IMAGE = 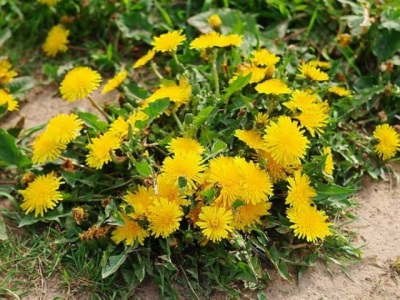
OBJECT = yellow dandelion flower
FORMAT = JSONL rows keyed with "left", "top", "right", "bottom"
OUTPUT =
{"left": 108, "top": 117, "right": 129, "bottom": 139}
{"left": 167, "top": 137, "right": 205, "bottom": 156}
{"left": 32, "top": 132, "right": 66, "bottom": 164}
{"left": 264, "top": 116, "right": 310, "bottom": 166}
{"left": 190, "top": 32, "right": 242, "bottom": 50}
{"left": 101, "top": 70, "right": 127, "bottom": 94}
{"left": 284, "top": 90, "right": 317, "bottom": 112}
{"left": 197, "top": 206, "right": 233, "bottom": 243}
{"left": 286, "top": 171, "right": 316, "bottom": 209}
{"left": 208, "top": 156, "right": 243, "bottom": 206}
{"left": 127, "top": 110, "right": 149, "bottom": 130}
{"left": 298, "top": 62, "right": 329, "bottom": 81}
{"left": 147, "top": 198, "right": 183, "bottom": 238}
{"left": 323, "top": 147, "right": 334, "bottom": 176}
{"left": 328, "top": 86, "right": 352, "bottom": 97}
{"left": 251, "top": 49, "right": 280, "bottom": 66}
{"left": 86, "top": 132, "right": 121, "bottom": 169}
{"left": 373, "top": 124, "right": 400, "bottom": 160}
{"left": 143, "top": 78, "right": 192, "bottom": 108}
{"left": 296, "top": 101, "right": 330, "bottom": 137}
{"left": 255, "top": 112, "right": 269, "bottom": 125}
{"left": 46, "top": 113, "right": 83, "bottom": 143}
{"left": 260, "top": 150, "right": 300, "bottom": 183}
{"left": 208, "top": 14, "right": 222, "bottom": 30}
{"left": 156, "top": 174, "right": 190, "bottom": 206}
{"left": 124, "top": 186, "right": 154, "bottom": 219}
{"left": 37, "top": 0, "right": 60, "bottom": 5}
{"left": 152, "top": 30, "right": 186, "bottom": 52}
{"left": 19, "top": 174, "right": 63, "bottom": 217}
{"left": 235, "top": 157, "right": 273, "bottom": 204}
{"left": 133, "top": 49, "right": 156, "bottom": 69}
{"left": 111, "top": 214, "right": 149, "bottom": 246}
{"left": 235, "top": 129, "right": 268, "bottom": 151}
{"left": 161, "top": 152, "right": 206, "bottom": 189}
{"left": 0, "top": 59, "right": 18, "bottom": 85}
{"left": 230, "top": 64, "right": 266, "bottom": 84}
{"left": 308, "top": 61, "right": 331, "bottom": 69}
{"left": 42, "top": 25, "right": 69, "bottom": 57}
{"left": 287, "top": 205, "right": 332, "bottom": 243}
{"left": 60, "top": 67, "right": 102, "bottom": 102}
{"left": 0, "top": 89, "right": 18, "bottom": 111}
{"left": 233, "top": 202, "right": 272, "bottom": 231}
{"left": 255, "top": 79, "right": 291, "bottom": 95}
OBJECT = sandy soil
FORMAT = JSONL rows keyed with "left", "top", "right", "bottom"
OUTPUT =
{"left": 1, "top": 87, "right": 399, "bottom": 299}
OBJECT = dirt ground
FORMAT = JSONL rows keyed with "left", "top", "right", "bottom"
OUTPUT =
{"left": 1, "top": 86, "right": 399, "bottom": 299}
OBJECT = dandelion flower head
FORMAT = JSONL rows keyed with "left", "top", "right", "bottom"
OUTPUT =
{"left": 147, "top": 198, "right": 183, "bottom": 238}
{"left": 102, "top": 70, "right": 127, "bottom": 94}
{"left": 0, "top": 58, "right": 18, "bottom": 85}
{"left": 60, "top": 67, "right": 102, "bottom": 102}
{"left": 190, "top": 32, "right": 242, "bottom": 50}
{"left": 32, "top": 132, "right": 66, "bottom": 164}
{"left": 133, "top": 49, "right": 156, "bottom": 69}
{"left": 235, "top": 129, "right": 268, "bottom": 151}
{"left": 197, "top": 206, "right": 233, "bottom": 243}
{"left": 19, "top": 174, "right": 63, "bottom": 217}
{"left": 298, "top": 62, "right": 329, "bottom": 81}
{"left": 233, "top": 202, "right": 271, "bottom": 231}
{"left": 46, "top": 113, "right": 83, "bottom": 143}
{"left": 323, "top": 147, "right": 334, "bottom": 175}
{"left": 167, "top": 137, "right": 205, "bottom": 156}
{"left": 255, "top": 79, "right": 291, "bottom": 95}
{"left": 37, "top": 0, "right": 60, "bottom": 5}
{"left": 124, "top": 186, "right": 154, "bottom": 219}
{"left": 328, "top": 86, "right": 352, "bottom": 97}
{"left": 111, "top": 214, "right": 149, "bottom": 246}
{"left": 152, "top": 30, "right": 186, "bottom": 52}
{"left": 285, "top": 170, "right": 317, "bottom": 209}
{"left": 86, "top": 131, "right": 121, "bottom": 169}
{"left": 42, "top": 24, "right": 69, "bottom": 57}
{"left": 251, "top": 49, "right": 280, "bottom": 66}
{"left": 373, "top": 124, "right": 400, "bottom": 160}
{"left": 0, "top": 89, "right": 18, "bottom": 111}
{"left": 208, "top": 14, "right": 222, "bottom": 30}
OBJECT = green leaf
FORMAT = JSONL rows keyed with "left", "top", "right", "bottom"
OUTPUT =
{"left": 0, "top": 28, "right": 11, "bottom": 47}
{"left": 372, "top": 29, "right": 400, "bottom": 60}
{"left": 380, "top": 8, "right": 400, "bottom": 31}
{"left": 0, "top": 128, "right": 31, "bottom": 168}
{"left": 135, "top": 98, "right": 170, "bottom": 129}
{"left": 7, "top": 76, "right": 35, "bottom": 99}
{"left": 0, "top": 214, "right": 8, "bottom": 241}
{"left": 102, "top": 252, "right": 128, "bottom": 278}
{"left": 211, "top": 140, "right": 227, "bottom": 155}
{"left": 193, "top": 106, "right": 216, "bottom": 126}
{"left": 222, "top": 73, "right": 252, "bottom": 102}
{"left": 77, "top": 112, "right": 108, "bottom": 131}
{"left": 19, "top": 205, "right": 70, "bottom": 227}
{"left": 135, "top": 160, "right": 152, "bottom": 177}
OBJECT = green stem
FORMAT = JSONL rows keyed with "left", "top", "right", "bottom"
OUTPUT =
{"left": 172, "top": 52, "right": 185, "bottom": 70}
{"left": 211, "top": 49, "right": 220, "bottom": 98}
{"left": 87, "top": 96, "right": 112, "bottom": 122}
{"left": 151, "top": 61, "right": 164, "bottom": 79}
{"left": 172, "top": 111, "right": 185, "bottom": 133}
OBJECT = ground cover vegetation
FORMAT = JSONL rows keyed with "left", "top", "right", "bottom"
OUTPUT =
{"left": 0, "top": 0, "right": 399, "bottom": 298}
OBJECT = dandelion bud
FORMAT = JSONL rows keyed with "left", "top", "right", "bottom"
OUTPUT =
{"left": 208, "top": 14, "right": 222, "bottom": 31}
{"left": 337, "top": 33, "right": 352, "bottom": 47}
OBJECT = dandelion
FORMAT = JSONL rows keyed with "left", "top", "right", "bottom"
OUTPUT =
{"left": 42, "top": 25, "right": 69, "bottom": 57}
{"left": 161, "top": 152, "right": 205, "bottom": 189}
{"left": 208, "top": 14, "right": 222, "bottom": 30}
{"left": 373, "top": 124, "right": 400, "bottom": 160}
{"left": 190, "top": 32, "right": 242, "bottom": 50}
{"left": 0, "top": 59, "right": 18, "bottom": 85}
{"left": 255, "top": 112, "right": 269, "bottom": 125}
{"left": 147, "top": 198, "right": 183, "bottom": 238}
{"left": 255, "top": 79, "right": 291, "bottom": 95}
{"left": 264, "top": 116, "right": 309, "bottom": 166}
{"left": 231, "top": 65, "right": 266, "bottom": 84}
{"left": 156, "top": 174, "right": 190, "bottom": 206}
{"left": 133, "top": 49, "right": 156, "bottom": 69}
{"left": 108, "top": 117, "right": 129, "bottom": 139}
{"left": 235, "top": 157, "right": 273, "bottom": 204}
{"left": 86, "top": 132, "right": 121, "bottom": 169}
{"left": 233, "top": 202, "right": 271, "bottom": 231}
{"left": 251, "top": 49, "right": 280, "bottom": 66}
{"left": 143, "top": 78, "right": 192, "bottom": 108}
{"left": 208, "top": 157, "right": 243, "bottom": 205}
{"left": 328, "top": 86, "right": 352, "bottom": 97}
{"left": 323, "top": 147, "right": 334, "bottom": 176}
{"left": 32, "top": 132, "right": 66, "bottom": 164}
{"left": 287, "top": 205, "right": 332, "bottom": 243}
{"left": 167, "top": 137, "right": 205, "bottom": 156}
{"left": 337, "top": 33, "right": 352, "bottom": 47}
{"left": 46, "top": 113, "right": 83, "bottom": 143}
{"left": 284, "top": 90, "right": 317, "bottom": 112}
{"left": 0, "top": 89, "right": 18, "bottom": 111}
{"left": 60, "top": 67, "right": 102, "bottom": 102}
{"left": 235, "top": 129, "right": 268, "bottom": 151}
{"left": 123, "top": 186, "right": 154, "bottom": 219}
{"left": 296, "top": 101, "right": 330, "bottom": 137}
{"left": 19, "top": 174, "right": 63, "bottom": 217}
{"left": 308, "top": 61, "right": 331, "bottom": 69}
{"left": 101, "top": 70, "right": 127, "bottom": 94}
{"left": 286, "top": 171, "right": 317, "bottom": 209}
{"left": 37, "top": 0, "right": 60, "bottom": 5}
{"left": 111, "top": 214, "right": 149, "bottom": 246}
{"left": 298, "top": 62, "right": 329, "bottom": 81}
{"left": 197, "top": 206, "right": 233, "bottom": 242}
{"left": 152, "top": 30, "right": 186, "bottom": 52}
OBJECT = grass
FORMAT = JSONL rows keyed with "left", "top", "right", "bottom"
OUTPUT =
{"left": 0, "top": 211, "right": 137, "bottom": 299}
